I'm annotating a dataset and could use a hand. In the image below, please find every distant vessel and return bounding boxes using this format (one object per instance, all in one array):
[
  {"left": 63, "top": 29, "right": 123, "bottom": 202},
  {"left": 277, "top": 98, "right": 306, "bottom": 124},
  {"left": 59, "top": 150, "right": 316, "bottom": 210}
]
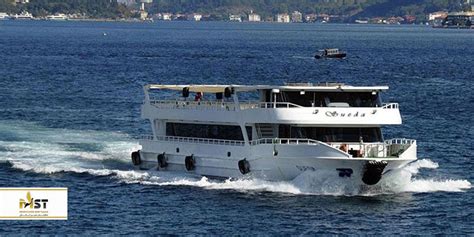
[
  {"left": 46, "top": 13, "right": 68, "bottom": 21},
  {"left": 355, "top": 19, "right": 368, "bottom": 24},
  {"left": 441, "top": 11, "right": 474, "bottom": 29},
  {"left": 131, "top": 83, "right": 417, "bottom": 186},
  {"left": 12, "top": 11, "right": 34, "bottom": 20},
  {"left": 315, "top": 48, "right": 347, "bottom": 59},
  {"left": 0, "top": 12, "right": 10, "bottom": 20}
]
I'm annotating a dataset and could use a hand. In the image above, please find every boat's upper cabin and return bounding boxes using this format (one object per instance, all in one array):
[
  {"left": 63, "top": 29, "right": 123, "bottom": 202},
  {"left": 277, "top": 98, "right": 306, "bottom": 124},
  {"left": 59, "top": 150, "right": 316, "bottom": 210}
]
[
  {"left": 144, "top": 83, "right": 388, "bottom": 109},
  {"left": 319, "top": 49, "right": 343, "bottom": 55}
]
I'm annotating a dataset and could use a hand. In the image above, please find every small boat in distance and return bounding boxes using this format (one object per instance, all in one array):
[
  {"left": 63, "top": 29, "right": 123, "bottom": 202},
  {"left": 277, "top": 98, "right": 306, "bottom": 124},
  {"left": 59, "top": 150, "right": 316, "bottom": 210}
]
[{"left": 315, "top": 48, "right": 347, "bottom": 59}]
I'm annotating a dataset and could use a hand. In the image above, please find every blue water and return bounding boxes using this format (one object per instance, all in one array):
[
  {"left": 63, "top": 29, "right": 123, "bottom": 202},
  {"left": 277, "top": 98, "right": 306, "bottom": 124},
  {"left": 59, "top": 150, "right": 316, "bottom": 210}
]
[{"left": 0, "top": 21, "right": 473, "bottom": 235}]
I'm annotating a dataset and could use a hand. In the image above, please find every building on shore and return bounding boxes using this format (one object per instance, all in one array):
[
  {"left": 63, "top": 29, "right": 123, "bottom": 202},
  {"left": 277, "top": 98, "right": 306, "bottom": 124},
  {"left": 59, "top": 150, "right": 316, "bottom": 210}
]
[
  {"left": 305, "top": 14, "right": 317, "bottom": 23},
  {"left": 229, "top": 15, "right": 242, "bottom": 22},
  {"left": 291, "top": 11, "right": 303, "bottom": 23},
  {"left": 276, "top": 13, "right": 290, "bottom": 23},
  {"left": 428, "top": 11, "right": 448, "bottom": 21},
  {"left": 187, "top": 13, "right": 202, "bottom": 21},
  {"left": 14, "top": 0, "right": 29, "bottom": 4},
  {"left": 248, "top": 11, "right": 261, "bottom": 22},
  {"left": 442, "top": 11, "right": 474, "bottom": 28},
  {"left": 162, "top": 13, "right": 172, "bottom": 21}
]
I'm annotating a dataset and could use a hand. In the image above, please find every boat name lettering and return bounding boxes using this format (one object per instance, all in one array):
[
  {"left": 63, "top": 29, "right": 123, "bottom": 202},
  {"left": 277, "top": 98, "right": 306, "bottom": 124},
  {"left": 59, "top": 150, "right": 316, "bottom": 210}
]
[{"left": 325, "top": 111, "right": 366, "bottom": 118}]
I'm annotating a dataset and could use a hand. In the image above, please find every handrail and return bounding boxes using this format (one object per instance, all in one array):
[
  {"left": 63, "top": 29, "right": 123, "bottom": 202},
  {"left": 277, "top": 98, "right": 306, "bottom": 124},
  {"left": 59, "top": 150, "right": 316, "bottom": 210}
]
[
  {"left": 140, "top": 135, "right": 245, "bottom": 146},
  {"left": 250, "top": 138, "right": 322, "bottom": 146},
  {"left": 140, "top": 135, "right": 155, "bottom": 140},
  {"left": 239, "top": 101, "right": 303, "bottom": 109},
  {"left": 148, "top": 99, "right": 399, "bottom": 111},
  {"left": 384, "top": 138, "right": 416, "bottom": 145},
  {"left": 149, "top": 100, "right": 237, "bottom": 111},
  {"left": 382, "top": 103, "right": 399, "bottom": 109}
]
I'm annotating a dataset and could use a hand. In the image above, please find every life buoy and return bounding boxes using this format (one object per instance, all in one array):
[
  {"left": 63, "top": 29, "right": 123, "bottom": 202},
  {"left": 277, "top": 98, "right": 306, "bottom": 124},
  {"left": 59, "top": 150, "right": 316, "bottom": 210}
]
[
  {"left": 362, "top": 161, "right": 387, "bottom": 185},
  {"left": 238, "top": 159, "right": 250, "bottom": 175},
  {"left": 131, "top": 151, "right": 141, "bottom": 166},
  {"left": 157, "top": 152, "right": 167, "bottom": 169},
  {"left": 185, "top": 155, "right": 195, "bottom": 171}
]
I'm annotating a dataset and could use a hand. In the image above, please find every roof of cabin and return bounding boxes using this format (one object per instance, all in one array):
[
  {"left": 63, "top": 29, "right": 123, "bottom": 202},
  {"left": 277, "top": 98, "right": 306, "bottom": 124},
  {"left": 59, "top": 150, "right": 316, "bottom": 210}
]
[{"left": 146, "top": 84, "right": 389, "bottom": 93}]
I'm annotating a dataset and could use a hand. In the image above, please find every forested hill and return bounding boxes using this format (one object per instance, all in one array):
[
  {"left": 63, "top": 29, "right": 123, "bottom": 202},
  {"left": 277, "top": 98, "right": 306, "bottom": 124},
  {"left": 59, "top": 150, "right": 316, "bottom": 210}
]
[
  {"left": 148, "top": 0, "right": 468, "bottom": 18},
  {"left": 0, "top": 0, "right": 130, "bottom": 18},
  {"left": 0, "top": 0, "right": 470, "bottom": 20}
]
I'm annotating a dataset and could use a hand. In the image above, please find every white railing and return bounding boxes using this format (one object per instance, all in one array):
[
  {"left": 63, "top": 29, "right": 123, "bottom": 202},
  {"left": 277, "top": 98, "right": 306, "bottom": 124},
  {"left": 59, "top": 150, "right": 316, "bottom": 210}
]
[
  {"left": 384, "top": 138, "right": 416, "bottom": 145},
  {"left": 140, "top": 135, "right": 245, "bottom": 146},
  {"left": 140, "top": 135, "right": 155, "bottom": 140},
  {"left": 149, "top": 100, "right": 237, "bottom": 111},
  {"left": 382, "top": 103, "right": 399, "bottom": 109},
  {"left": 148, "top": 99, "right": 398, "bottom": 111},
  {"left": 239, "top": 101, "right": 303, "bottom": 109},
  {"left": 250, "top": 138, "right": 322, "bottom": 146},
  {"left": 330, "top": 138, "right": 415, "bottom": 158}
]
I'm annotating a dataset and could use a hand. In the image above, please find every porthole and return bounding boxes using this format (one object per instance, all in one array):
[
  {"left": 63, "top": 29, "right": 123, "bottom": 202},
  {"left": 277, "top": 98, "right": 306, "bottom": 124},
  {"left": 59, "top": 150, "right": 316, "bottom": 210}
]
[
  {"left": 176, "top": 148, "right": 180, "bottom": 153},
  {"left": 227, "top": 152, "right": 231, "bottom": 157}
]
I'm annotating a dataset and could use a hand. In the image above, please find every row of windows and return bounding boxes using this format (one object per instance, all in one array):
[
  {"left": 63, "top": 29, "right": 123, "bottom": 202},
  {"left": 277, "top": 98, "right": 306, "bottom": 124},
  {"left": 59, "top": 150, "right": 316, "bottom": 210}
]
[
  {"left": 278, "top": 126, "right": 383, "bottom": 142},
  {"left": 265, "top": 91, "right": 381, "bottom": 107},
  {"left": 166, "top": 123, "right": 251, "bottom": 141},
  {"left": 165, "top": 123, "right": 382, "bottom": 143}
]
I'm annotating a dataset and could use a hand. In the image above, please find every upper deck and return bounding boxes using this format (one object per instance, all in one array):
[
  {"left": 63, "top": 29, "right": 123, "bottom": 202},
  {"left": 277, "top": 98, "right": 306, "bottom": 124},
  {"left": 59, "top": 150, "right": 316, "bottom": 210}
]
[{"left": 141, "top": 83, "right": 402, "bottom": 125}]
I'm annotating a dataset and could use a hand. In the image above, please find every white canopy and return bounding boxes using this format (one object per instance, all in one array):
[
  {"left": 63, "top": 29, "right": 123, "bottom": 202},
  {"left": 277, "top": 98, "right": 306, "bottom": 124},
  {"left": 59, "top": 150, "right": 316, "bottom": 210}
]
[{"left": 146, "top": 84, "right": 389, "bottom": 93}]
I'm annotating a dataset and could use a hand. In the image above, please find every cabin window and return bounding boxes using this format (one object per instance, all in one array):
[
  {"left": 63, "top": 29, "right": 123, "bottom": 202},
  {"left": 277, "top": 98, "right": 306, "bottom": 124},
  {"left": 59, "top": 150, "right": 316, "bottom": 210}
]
[
  {"left": 278, "top": 125, "right": 382, "bottom": 143},
  {"left": 166, "top": 123, "right": 245, "bottom": 141},
  {"left": 246, "top": 126, "right": 253, "bottom": 140},
  {"left": 264, "top": 91, "right": 381, "bottom": 107}
]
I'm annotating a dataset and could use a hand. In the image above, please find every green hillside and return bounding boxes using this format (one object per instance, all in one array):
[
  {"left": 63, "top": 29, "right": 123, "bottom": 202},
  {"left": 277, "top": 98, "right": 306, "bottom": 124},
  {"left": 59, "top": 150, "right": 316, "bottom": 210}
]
[{"left": 0, "top": 0, "right": 470, "bottom": 21}]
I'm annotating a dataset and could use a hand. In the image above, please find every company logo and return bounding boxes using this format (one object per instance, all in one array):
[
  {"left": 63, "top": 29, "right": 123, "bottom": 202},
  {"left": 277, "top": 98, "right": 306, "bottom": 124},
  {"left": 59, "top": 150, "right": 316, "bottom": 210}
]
[
  {"left": 19, "top": 192, "right": 48, "bottom": 209},
  {"left": 0, "top": 188, "right": 67, "bottom": 220}
]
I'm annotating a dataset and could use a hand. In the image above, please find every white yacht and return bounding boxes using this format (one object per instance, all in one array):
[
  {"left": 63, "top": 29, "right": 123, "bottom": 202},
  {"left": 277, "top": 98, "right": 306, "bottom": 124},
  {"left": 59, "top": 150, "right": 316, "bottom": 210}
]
[
  {"left": 0, "top": 13, "right": 10, "bottom": 20},
  {"left": 132, "top": 83, "right": 417, "bottom": 185},
  {"left": 12, "top": 11, "right": 34, "bottom": 20},
  {"left": 46, "top": 14, "right": 68, "bottom": 21}
]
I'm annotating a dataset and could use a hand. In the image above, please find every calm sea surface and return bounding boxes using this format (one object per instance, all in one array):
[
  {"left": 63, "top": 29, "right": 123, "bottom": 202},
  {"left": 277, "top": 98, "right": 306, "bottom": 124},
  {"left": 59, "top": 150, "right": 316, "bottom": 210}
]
[{"left": 0, "top": 21, "right": 473, "bottom": 235}]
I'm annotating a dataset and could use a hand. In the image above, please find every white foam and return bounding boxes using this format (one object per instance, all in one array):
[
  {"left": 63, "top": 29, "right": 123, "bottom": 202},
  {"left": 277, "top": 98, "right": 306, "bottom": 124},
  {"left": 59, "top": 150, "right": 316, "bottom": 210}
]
[{"left": 1, "top": 121, "right": 471, "bottom": 196}]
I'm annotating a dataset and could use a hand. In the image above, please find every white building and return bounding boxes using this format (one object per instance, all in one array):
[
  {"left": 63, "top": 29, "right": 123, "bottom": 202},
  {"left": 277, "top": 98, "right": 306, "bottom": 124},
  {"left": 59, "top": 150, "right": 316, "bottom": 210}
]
[
  {"left": 162, "top": 13, "right": 172, "bottom": 21},
  {"left": 276, "top": 13, "right": 290, "bottom": 23},
  {"left": 291, "top": 11, "right": 303, "bottom": 23},
  {"left": 248, "top": 12, "right": 261, "bottom": 22},
  {"left": 229, "top": 15, "right": 242, "bottom": 22},
  {"left": 188, "top": 13, "right": 202, "bottom": 21},
  {"left": 428, "top": 11, "right": 447, "bottom": 21}
]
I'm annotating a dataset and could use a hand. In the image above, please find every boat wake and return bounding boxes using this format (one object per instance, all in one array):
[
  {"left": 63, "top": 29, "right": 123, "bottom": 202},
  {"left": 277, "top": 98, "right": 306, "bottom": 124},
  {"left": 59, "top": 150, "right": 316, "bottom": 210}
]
[{"left": 1, "top": 121, "right": 471, "bottom": 196}]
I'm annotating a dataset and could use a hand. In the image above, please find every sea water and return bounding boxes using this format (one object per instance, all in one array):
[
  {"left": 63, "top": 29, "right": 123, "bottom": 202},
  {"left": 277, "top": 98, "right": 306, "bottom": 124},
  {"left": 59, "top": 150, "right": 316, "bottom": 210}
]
[{"left": 0, "top": 21, "right": 472, "bottom": 235}]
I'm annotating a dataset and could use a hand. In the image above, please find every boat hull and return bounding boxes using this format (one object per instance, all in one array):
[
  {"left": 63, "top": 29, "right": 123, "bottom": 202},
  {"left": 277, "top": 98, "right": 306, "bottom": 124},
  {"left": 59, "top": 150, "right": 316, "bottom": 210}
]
[
  {"left": 315, "top": 53, "right": 347, "bottom": 59},
  {"left": 134, "top": 143, "right": 415, "bottom": 185}
]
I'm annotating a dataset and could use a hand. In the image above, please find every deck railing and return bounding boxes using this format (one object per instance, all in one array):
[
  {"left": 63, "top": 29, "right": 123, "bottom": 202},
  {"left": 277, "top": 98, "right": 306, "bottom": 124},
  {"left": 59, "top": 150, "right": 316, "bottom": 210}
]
[
  {"left": 149, "top": 99, "right": 399, "bottom": 111},
  {"left": 140, "top": 135, "right": 245, "bottom": 146},
  {"left": 149, "top": 100, "right": 237, "bottom": 111},
  {"left": 139, "top": 135, "right": 414, "bottom": 158},
  {"left": 250, "top": 138, "right": 322, "bottom": 145},
  {"left": 382, "top": 103, "right": 399, "bottom": 109},
  {"left": 239, "top": 102, "right": 303, "bottom": 109}
]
